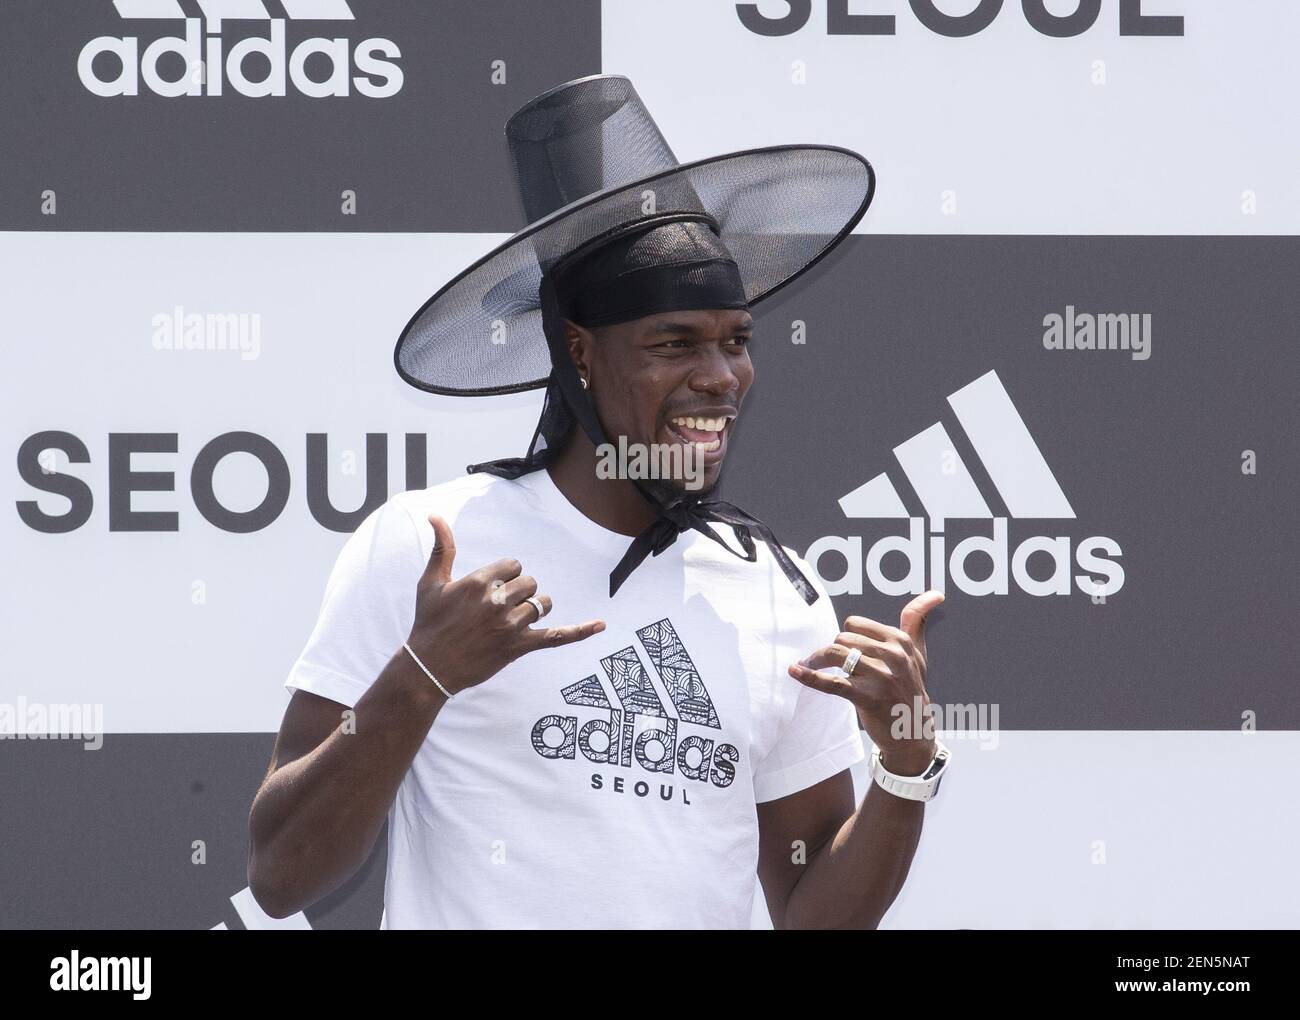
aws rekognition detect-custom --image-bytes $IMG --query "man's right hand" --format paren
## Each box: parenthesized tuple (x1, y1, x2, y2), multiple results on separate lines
(405, 513, 606, 695)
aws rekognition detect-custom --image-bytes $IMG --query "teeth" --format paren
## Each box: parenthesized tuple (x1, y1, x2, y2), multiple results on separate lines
(671, 415, 728, 433)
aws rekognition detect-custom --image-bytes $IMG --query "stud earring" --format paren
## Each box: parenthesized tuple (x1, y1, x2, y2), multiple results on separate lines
(580, 376, 589, 390)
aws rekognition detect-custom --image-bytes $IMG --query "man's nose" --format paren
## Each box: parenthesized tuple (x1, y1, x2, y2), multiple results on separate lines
(689, 348, 743, 395)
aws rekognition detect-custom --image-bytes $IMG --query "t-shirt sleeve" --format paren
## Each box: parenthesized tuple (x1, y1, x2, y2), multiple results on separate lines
(283, 497, 425, 709)
(751, 555, 867, 804)
(752, 680, 865, 803)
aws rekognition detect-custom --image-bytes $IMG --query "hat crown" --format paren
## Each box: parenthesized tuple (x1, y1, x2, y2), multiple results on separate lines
(506, 75, 680, 224)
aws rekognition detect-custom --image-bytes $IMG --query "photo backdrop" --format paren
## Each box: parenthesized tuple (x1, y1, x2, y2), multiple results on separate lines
(2, 0, 1296, 929)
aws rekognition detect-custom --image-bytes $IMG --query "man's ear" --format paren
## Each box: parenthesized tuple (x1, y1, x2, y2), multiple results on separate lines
(564, 319, 593, 382)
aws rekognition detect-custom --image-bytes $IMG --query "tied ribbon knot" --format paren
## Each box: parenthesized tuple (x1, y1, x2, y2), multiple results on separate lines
(609, 495, 818, 606)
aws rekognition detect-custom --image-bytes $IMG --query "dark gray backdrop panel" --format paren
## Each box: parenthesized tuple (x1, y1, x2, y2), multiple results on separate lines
(0, 735, 385, 929)
(0, 0, 600, 231)
(728, 235, 1299, 730)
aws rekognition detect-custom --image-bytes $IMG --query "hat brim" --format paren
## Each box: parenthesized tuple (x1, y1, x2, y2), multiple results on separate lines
(394, 144, 875, 397)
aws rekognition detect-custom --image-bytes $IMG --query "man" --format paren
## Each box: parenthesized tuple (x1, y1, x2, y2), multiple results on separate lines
(248, 75, 950, 929)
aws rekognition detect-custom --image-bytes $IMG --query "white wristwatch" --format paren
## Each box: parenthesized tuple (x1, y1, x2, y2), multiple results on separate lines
(868, 740, 951, 802)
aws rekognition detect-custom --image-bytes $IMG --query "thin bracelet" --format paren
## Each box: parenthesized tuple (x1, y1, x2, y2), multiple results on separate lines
(402, 641, 454, 699)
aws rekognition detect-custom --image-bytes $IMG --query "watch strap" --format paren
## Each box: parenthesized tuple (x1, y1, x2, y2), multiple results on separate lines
(869, 740, 951, 802)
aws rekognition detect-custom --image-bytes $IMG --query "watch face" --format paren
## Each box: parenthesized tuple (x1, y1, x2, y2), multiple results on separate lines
(921, 747, 949, 781)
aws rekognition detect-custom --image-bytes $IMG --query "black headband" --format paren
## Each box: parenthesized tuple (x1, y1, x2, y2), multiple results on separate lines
(553, 219, 749, 327)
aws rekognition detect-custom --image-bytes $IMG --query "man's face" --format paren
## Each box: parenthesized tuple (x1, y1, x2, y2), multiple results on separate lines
(572, 307, 754, 495)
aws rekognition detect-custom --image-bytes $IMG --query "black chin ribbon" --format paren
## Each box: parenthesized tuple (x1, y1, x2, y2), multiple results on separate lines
(608, 494, 820, 605)
(613, 496, 816, 605)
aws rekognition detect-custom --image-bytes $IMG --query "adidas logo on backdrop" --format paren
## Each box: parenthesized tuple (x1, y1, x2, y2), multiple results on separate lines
(80, 0, 403, 98)
(807, 371, 1125, 599)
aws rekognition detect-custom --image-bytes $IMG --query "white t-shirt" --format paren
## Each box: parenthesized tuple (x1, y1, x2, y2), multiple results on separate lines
(284, 467, 864, 929)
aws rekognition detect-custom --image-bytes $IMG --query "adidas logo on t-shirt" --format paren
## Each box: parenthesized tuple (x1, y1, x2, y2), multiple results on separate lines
(531, 618, 739, 800)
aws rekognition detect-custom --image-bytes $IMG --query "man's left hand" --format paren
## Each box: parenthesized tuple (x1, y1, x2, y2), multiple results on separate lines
(789, 590, 945, 777)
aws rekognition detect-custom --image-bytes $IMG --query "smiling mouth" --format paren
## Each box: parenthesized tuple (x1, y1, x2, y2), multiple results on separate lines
(666, 414, 734, 454)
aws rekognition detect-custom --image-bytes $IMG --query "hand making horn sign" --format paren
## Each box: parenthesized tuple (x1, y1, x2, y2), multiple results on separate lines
(402, 513, 607, 698)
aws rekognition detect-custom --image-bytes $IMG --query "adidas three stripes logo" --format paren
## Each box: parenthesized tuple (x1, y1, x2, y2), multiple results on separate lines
(840, 370, 1076, 524)
(113, 1, 355, 22)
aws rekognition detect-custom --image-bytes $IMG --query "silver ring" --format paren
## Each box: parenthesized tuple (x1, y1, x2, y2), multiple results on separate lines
(525, 595, 546, 620)
(842, 647, 862, 677)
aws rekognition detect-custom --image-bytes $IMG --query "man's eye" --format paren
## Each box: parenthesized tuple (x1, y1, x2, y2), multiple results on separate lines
(659, 338, 689, 348)
(728, 335, 751, 347)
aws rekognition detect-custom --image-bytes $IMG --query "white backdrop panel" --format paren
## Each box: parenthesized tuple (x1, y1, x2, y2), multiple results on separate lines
(1, 231, 538, 733)
(603, 0, 1300, 235)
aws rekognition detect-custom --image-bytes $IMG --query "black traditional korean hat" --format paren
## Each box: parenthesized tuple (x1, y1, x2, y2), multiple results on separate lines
(393, 74, 875, 602)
